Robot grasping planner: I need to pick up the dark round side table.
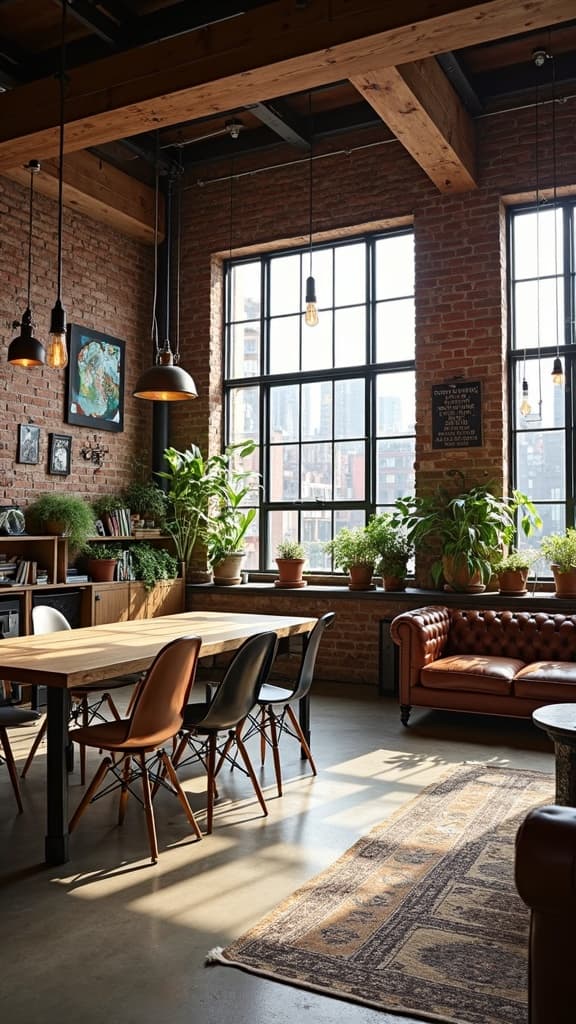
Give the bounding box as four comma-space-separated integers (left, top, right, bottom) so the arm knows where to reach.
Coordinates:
533, 703, 576, 806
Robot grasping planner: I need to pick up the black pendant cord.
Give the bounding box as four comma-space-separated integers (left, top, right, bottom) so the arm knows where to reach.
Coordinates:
308, 92, 313, 277
151, 162, 159, 355
26, 165, 35, 308
174, 153, 183, 365
165, 173, 172, 344
550, 52, 561, 369
56, 0, 66, 305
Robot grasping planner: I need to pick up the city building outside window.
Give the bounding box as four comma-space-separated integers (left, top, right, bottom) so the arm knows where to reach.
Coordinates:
509, 202, 576, 551
224, 231, 415, 571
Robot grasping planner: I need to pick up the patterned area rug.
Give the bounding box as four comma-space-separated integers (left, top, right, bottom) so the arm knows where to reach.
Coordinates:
208, 764, 553, 1024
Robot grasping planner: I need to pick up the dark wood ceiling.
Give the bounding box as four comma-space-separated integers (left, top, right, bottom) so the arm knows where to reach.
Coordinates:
0, 0, 574, 181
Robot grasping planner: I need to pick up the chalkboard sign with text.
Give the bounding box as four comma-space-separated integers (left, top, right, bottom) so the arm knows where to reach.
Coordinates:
432, 381, 482, 449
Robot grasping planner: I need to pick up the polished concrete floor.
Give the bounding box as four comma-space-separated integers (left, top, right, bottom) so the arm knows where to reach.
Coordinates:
1, 684, 553, 1024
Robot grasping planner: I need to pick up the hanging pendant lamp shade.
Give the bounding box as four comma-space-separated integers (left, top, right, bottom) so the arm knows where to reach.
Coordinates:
133, 342, 198, 400
134, 155, 197, 402
8, 160, 45, 367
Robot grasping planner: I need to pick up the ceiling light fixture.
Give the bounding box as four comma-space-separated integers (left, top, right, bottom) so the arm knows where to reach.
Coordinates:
133, 156, 197, 401
47, 0, 68, 370
8, 160, 45, 367
304, 92, 318, 328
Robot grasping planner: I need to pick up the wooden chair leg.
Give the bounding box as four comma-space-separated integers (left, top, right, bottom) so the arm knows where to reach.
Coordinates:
1, 726, 24, 813
171, 733, 188, 769
235, 731, 268, 818
69, 756, 113, 833
139, 753, 159, 863
102, 693, 122, 722
118, 755, 131, 825
159, 750, 203, 840
286, 704, 317, 775
267, 707, 283, 797
20, 717, 47, 778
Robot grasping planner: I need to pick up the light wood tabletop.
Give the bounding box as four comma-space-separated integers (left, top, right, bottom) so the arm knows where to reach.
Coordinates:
1, 610, 317, 866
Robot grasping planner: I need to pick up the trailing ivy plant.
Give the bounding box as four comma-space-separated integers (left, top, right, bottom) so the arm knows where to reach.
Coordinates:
129, 544, 178, 591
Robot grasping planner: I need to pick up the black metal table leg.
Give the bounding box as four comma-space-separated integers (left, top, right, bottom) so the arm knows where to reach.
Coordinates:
45, 687, 70, 865
298, 630, 312, 759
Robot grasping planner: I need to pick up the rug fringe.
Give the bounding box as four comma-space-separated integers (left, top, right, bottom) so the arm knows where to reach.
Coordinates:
205, 946, 227, 965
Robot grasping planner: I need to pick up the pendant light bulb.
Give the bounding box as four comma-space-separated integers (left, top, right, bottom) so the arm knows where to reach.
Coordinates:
305, 275, 319, 327
552, 356, 564, 386
47, 298, 68, 369
520, 378, 532, 417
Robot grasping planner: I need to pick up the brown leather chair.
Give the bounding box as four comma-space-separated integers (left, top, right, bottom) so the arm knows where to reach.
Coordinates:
515, 805, 576, 1024
69, 635, 203, 863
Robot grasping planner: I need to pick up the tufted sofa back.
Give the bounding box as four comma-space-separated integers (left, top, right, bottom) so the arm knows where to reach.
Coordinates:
447, 609, 576, 663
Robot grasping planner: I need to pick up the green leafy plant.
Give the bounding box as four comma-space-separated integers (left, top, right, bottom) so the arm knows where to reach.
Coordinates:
91, 494, 124, 520
395, 482, 542, 587
492, 550, 538, 573
324, 526, 377, 572
367, 512, 413, 578
277, 539, 305, 560
129, 543, 178, 591
157, 440, 257, 571
540, 530, 576, 573
122, 480, 166, 525
85, 542, 122, 560
26, 494, 96, 552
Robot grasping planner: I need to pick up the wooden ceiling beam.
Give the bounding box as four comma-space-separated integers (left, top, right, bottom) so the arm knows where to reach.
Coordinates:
2, 151, 163, 244
351, 58, 477, 193
0, 0, 571, 170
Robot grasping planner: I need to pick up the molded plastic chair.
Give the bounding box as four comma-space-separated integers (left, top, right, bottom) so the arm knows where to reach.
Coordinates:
172, 631, 279, 834
247, 612, 335, 796
0, 706, 41, 812
69, 635, 203, 863
21, 606, 126, 784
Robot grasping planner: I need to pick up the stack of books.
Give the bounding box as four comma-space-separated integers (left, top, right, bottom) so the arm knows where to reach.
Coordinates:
66, 567, 89, 584
0, 556, 19, 586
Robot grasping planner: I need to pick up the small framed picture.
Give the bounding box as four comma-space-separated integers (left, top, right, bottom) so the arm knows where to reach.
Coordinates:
48, 433, 72, 476
17, 424, 41, 465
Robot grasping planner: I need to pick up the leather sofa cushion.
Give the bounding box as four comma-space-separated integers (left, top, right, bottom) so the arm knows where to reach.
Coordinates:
421, 654, 525, 694
514, 661, 576, 700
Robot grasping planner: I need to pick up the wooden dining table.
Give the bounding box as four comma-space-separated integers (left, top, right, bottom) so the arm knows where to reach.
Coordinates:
0, 610, 317, 865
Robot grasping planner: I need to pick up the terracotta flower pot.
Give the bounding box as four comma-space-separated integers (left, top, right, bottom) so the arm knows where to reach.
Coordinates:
88, 558, 117, 582
441, 555, 485, 593
275, 558, 306, 589
347, 564, 375, 591
551, 565, 576, 598
382, 574, 406, 592
498, 568, 529, 595
213, 552, 245, 586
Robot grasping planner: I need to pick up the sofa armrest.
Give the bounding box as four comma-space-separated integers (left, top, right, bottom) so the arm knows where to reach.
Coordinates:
390, 606, 451, 702
515, 805, 576, 911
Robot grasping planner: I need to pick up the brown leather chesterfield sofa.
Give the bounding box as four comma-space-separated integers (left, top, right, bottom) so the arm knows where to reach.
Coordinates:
390, 606, 576, 726
515, 805, 576, 1024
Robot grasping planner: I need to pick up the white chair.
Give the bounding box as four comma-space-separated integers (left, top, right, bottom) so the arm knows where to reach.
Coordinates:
21, 606, 128, 784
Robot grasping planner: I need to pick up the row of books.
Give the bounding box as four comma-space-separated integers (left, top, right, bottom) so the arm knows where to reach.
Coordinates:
101, 508, 132, 536
0, 560, 49, 585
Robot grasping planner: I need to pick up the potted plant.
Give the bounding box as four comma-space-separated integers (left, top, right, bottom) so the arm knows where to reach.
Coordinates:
540, 530, 576, 597
492, 550, 538, 596
85, 542, 122, 582
367, 512, 413, 591
123, 480, 166, 529
324, 526, 377, 590
26, 494, 96, 553
157, 439, 256, 581
395, 481, 542, 593
275, 539, 306, 588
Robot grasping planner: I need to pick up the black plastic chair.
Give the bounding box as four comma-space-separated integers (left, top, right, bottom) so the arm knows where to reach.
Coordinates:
246, 612, 335, 796
172, 631, 278, 833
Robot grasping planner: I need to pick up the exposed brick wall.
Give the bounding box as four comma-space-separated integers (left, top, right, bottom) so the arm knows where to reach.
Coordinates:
0, 175, 153, 508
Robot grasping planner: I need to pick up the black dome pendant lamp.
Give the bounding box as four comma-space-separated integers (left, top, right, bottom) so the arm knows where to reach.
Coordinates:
134, 159, 197, 402
8, 160, 46, 367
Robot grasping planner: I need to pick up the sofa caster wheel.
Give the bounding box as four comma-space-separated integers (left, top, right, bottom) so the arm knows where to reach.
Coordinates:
400, 705, 411, 727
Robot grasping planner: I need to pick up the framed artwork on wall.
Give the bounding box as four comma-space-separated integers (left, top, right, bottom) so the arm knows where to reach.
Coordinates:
49, 433, 72, 476
17, 424, 41, 464
65, 324, 125, 433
